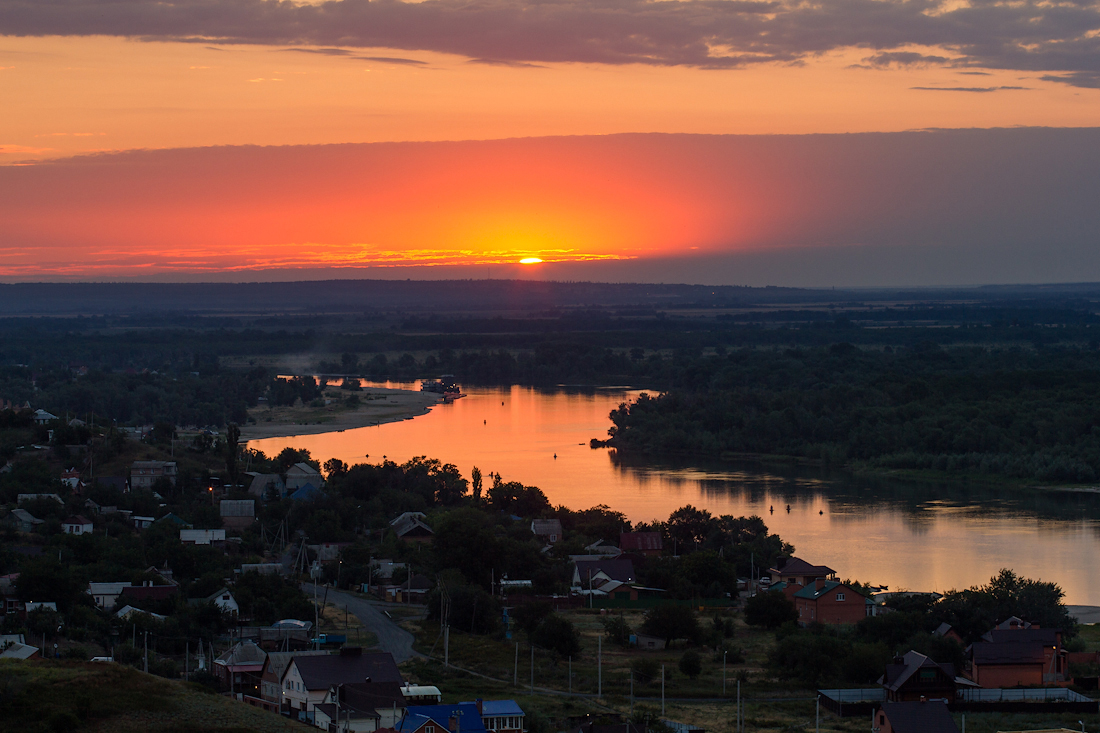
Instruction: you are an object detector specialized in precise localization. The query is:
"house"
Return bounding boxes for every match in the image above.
[572,559,636,590]
[220,499,256,530]
[246,473,286,500]
[286,462,324,492]
[967,625,1066,687]
[32,409,58,425]
[321,680,407,730]
[791,579,871,626]
[619,532,662,557]
[257,650,331,711]
[0,642,41,660]
[18,493,63,505]
[879,650,958,702]
[88,582,132,609]
[531,519,563,544]
[119,582,179,606]
[391,512,434,543]
[582,540,623,558]
[873,700,959,733]
[397,702,488,733]
[769,557,836,588]
[155,513,192,528]
[131,515,155,530]
[932,622,964,645]
[62,515,94,535]
[130,460,178,490]
[401,685,443,704]
[464,701,525,733]
[6,509,43,533]
[180,528,226,545]
[281,649,403,717]
[115,605,167,621]
[214,640,267,694]
[190,587,239,615]
[60,469,82,489]
[383,574,432,604]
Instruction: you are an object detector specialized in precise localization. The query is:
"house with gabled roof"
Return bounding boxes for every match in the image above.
[572,559,635,590]
[619,531,662,557]
[321,680,407,729]
[531,519,563,544]
[879,650,959,702]
[62,515,93,535]
[281,649,403,718]
[873,700,959,733]
[391,512,434,543]
[967,624,1067,687]
[257,650,331,712]
[769,556,836,587]
[397,702,488,733]
[792,579,871,626]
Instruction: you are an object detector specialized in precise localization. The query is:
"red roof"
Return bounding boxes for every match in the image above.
[619,532,662,551]
[64,515,92,525]
[120,585,179,602]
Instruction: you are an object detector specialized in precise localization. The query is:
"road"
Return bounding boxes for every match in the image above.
[302,583,424,663]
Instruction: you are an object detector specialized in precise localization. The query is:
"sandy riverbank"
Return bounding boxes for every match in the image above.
[239,386,441,441]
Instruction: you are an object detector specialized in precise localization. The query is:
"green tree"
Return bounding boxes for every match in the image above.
[744,590,799,630]
[640,604,700,646]
[225,422,240,487]
[678,649,702,679]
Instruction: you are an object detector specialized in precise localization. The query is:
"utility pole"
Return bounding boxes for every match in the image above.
[530,645,534,692]
[737,679,741,733]
[597,635,602,697]
[568,656,571,694]
[661,664,665,716]
[723,650,727,695]
[816,694,820,733]
[185,642,189,681]
[143,631,148,673]
[629,671,633,715]
[514,643,518,686]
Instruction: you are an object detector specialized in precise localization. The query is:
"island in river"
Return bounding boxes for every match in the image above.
[239,384,441,441]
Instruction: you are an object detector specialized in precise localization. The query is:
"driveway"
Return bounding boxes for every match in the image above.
[302,583,424,663]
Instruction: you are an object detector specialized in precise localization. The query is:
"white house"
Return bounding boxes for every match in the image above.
[88,582,132,609]
[286,462,323,492]
[180,529,226,545]
[62,515,94,535]
[32,409,58,425]
[206,587,239,614]
[130,460,178,490]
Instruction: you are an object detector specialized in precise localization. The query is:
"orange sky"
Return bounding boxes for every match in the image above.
[2,0,1100,282]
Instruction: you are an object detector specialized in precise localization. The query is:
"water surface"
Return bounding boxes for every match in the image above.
[249,381,1100,604]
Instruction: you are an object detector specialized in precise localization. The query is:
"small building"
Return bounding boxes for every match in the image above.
[62,515,94,535]
[792,579,871,626]
[257,650,331,711]
[327,680,407,729]
[467,700,525,733]
[391,512,434,543]
[769,557,837,588]
[383,574,432,604]
[119,582,178,606]
[572,559,636,590]
[246,473,285,500]
[401,685,443,704]
[873,700,959,733]
[220,499,256,530]
[88,582,132,609]
[32,409,58,425]
[60,469,82,489]
[632,633,666,650]
[6,509,43,533]
[619,531,662,557]
[191,587,239,615]
[286,462,324,492]
[115,605,166,621]
[180,528,226,545]
[132,515,155,530]
[0,642,41,660]
[214,640,267,694]
[932,622,964,645]
[130,460,178,490]
[879,650,958,702]
[531,519,563,544]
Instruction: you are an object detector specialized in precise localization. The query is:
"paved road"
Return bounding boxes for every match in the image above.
[303,583,424,663]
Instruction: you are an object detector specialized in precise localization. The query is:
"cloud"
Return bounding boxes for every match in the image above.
[0,143,53,155]
[0,0,1099,83]
[358,56,428,65]
[911,85,1030,92]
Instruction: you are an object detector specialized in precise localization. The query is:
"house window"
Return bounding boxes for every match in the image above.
[836,593,845,601]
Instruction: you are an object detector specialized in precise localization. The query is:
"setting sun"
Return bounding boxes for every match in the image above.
[519,257,544,264]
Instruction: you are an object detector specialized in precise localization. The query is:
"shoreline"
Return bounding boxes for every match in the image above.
[240,386,442,441]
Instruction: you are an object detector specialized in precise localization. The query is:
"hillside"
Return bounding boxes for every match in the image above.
[0,660,302,733]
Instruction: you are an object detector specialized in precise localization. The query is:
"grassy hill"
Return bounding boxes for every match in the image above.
[0,660,302,733]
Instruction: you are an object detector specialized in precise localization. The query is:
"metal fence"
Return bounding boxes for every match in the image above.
[958,687,1092,703]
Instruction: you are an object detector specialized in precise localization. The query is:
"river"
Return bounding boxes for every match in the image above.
[249,381,1100,605]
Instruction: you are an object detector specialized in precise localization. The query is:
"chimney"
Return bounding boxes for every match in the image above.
[815,578,826,591]
[449,716,458,732]
[476,699,483,715]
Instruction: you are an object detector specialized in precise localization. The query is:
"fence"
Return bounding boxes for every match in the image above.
[592,598,736,610]
[818,687,1100,717]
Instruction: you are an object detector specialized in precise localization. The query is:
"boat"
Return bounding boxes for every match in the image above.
[422,375,466,401]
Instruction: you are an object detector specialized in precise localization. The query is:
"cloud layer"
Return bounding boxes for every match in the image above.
[1,0,1099,84]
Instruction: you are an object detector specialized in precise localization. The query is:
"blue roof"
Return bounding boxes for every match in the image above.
[400,704,487,733]
[465,700,524,717]
[289,483,322,501]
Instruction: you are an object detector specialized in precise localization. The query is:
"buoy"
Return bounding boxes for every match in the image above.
[819,510,824,515]
[553,453,557,459]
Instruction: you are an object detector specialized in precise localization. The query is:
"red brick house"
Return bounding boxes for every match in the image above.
[873,700,959,733]
[769,556,836,587]
[967,626,1066,687]
[792,579,870,626]
[879,650,958,702]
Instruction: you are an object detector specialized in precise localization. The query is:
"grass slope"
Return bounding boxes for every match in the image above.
[0,660,301,733]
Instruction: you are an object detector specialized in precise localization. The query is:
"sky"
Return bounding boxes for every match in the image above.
[2,0,1100,285]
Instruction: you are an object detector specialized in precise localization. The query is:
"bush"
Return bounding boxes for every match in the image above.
[744,590,798,630]
[678,650,702,679]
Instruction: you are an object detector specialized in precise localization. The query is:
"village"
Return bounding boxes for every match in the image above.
[2,426,1100,733]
